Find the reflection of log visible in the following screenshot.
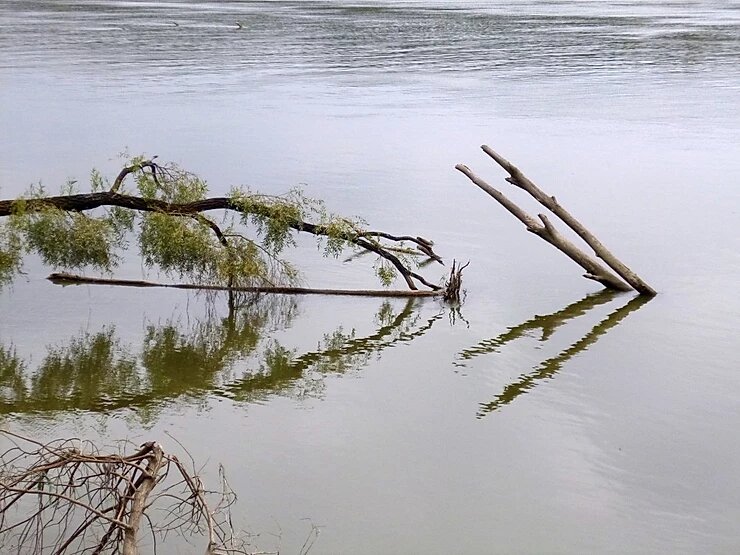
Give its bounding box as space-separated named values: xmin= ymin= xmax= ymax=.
xmin=456 ymin=146 xmax=656 ymax=295
xmin=456 ymin=290 xmax=618 ymax=365
xmin=48 ymin=273 xmax=442 ymax=297
xmin=476 ymin=294 xmax=651 ymax=418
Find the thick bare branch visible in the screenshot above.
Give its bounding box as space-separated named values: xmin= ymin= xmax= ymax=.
xmin=455 ymin=164 xmax=631 ymax=292
xmin=480 ymin=145 xmax=656 ymax=295
xmin=123 ymin=443 xmax=164 ymax=555
xmin=359 ymin=231 xmax=443 ymax=264
xmin=110 ymin=161 xmax=162 ymax=194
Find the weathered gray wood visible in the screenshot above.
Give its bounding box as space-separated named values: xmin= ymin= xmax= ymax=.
xmin=47 ymin=273 xmax=443 ymax=297
xmin=455 ymin=164 xmax=632 ymax=292
xmin=480 ymin=145 xmax=656 ymax=296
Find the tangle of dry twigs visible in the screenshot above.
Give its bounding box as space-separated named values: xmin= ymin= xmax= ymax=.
xmin=0 ymin=430 xmax=256 ymax=555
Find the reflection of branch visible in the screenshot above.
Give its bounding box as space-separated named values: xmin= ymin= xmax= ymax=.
xmin=456 ymin=290 xmax=618 ymax=366
xmin=0 ymin=298 xmax=441 ymax=416
xmin=476 ymin=294 xmax=651 ymax=418
xmin=219 ymin=298 xmax=443 ymax=401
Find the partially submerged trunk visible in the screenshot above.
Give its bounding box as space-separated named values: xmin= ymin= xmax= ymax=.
xmin=456 ymin=146 xmax=656 ymax=296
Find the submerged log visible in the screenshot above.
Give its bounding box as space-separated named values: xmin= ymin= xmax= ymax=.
xmin=47 ymin=273 xmax=443 ymax=297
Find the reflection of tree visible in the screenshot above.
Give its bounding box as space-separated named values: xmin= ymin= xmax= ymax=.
xmin=0 ymin=346 xmax=26 ymax=406
xmin=33 ymin=328 xmax=141 ymax=410
xmin=456 ymin=293 xmax=651 ymax=418
xmin=220 ymin=299 xmax=443 ymax=402
xmin=0 ymin=297 xmax=441 ymax=416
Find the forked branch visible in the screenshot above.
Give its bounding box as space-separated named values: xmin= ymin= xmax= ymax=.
xmin=455 ymin=164 xmax=631 ymax=292
xmin=479 ymin=146 xmax=656 ymax=295
xmin=456 ymin=146 xmax=656 ymax=295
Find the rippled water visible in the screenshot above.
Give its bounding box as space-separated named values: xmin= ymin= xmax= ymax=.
xmin=1 ymin=1 xmax=740 ymax=553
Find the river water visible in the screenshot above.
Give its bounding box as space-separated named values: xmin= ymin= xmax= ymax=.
xmin=1 ymin=1 xmax=740 ymax=553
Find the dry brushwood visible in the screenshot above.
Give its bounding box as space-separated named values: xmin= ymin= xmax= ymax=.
xmin=456 ymin=146 xmax=656 ymax=295
xmin=442 ymin=260 xmax=469 ymax=303
xmin=0 ymin=430 xmax=254 ymax=555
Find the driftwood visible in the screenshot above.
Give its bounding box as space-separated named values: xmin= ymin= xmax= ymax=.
xmin=456 ymin=146 xmax=656 ymax=296
xmin=47 ymin=272 xmax=443 ymax=297
xmin=0 ymin=431 xmax=250 ymax=555
xmin=442 ymin=260 xmax=469 ymax=303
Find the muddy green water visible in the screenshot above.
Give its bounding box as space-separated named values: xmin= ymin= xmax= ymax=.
xmin=1 ymin=1 xmax=740 ymax=552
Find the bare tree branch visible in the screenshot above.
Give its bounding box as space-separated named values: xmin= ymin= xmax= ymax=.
xmin=455 ymin=164 xmax=631 ymax=292
xmin=479 ymin=145 xmax=656 ymax=295
xmin=0 ymin=432 xmax=254 ymax=554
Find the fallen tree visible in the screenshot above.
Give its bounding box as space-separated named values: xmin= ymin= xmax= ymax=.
xmin=456 ymin=146 xmax=656 ymax=295
xmin=0 ymin=158 xmax=451 ymax=295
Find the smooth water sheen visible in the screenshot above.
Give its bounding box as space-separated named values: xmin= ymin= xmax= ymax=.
xmin=1 ymin=1 xmax=740 ymax=553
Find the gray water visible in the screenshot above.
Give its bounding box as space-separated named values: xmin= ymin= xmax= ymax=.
xmin=1 ymin=0 xmax=740 ymax=553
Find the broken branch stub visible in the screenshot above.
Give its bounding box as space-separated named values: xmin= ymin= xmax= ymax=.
xmin=479 ymin=145 xmax=656 ymax=296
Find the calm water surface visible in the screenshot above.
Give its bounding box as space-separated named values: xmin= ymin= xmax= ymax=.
xmin=1 ymin=1 xmax=740 ymax=553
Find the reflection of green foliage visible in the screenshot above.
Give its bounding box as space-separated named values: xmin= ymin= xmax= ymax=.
xmin=224 ymin=298 xmax=441 ymax=403
xmin=0 ymin=345 xmax=26 ymax=404
xmin=0 ymin=298 xmax=442 ymax=418
xmin=140 ymin=304 xmax=269 ymax=396
xmin=31 ymin=328 xmax=140 ymax=410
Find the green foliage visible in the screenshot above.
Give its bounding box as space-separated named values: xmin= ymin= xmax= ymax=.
xmin=0 ymin=225 xmax=23 ymax=286
xmin=320 ymin=217 xmax=358 ymax=258
xmin=90 ymin=168 xmax=108 ymax=192
xmin=135 ymin=162 xmax=206 ymax=203
xmin=8 ymin=179 xmax=133 ymax=275
xmin=12 ymin=207 xmax=127 ymax=272
xmin=1 ymin=157 xmax=410 ymax=289
xmin=230 ymin=188 xmax=311 ymax=254
xmin=375 ymin=259 xmax=397 ymax=287
xmin=139 ymin=212 xmax=217 ymax=280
